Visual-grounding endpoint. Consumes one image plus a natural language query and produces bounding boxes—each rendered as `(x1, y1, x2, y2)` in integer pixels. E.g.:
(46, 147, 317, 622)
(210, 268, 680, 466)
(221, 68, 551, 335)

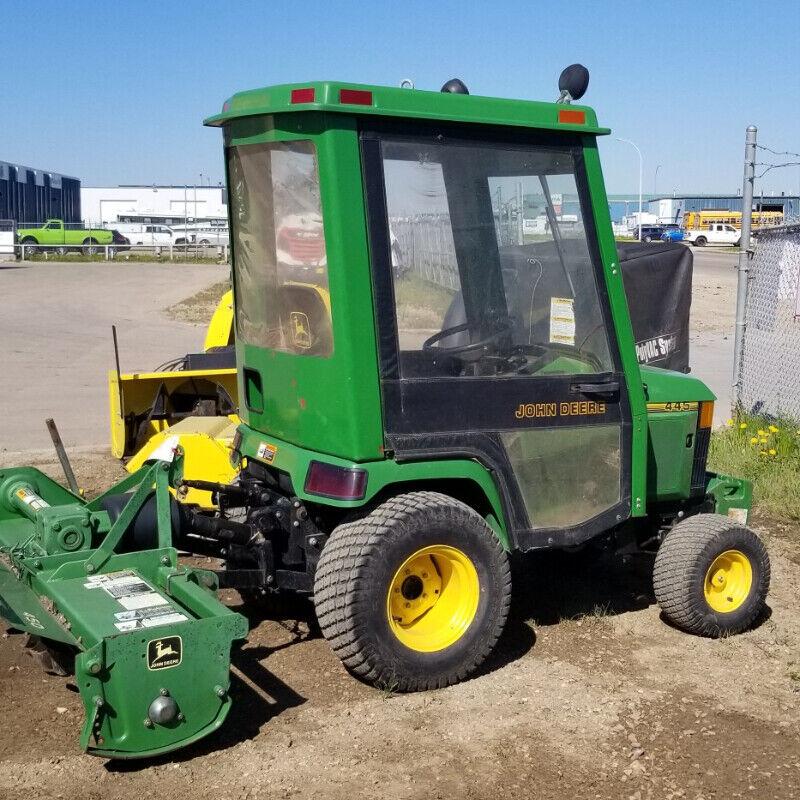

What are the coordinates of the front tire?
(314, 492, 511, 691)
(694, 236, 707, 247)
(653, 513, 770, 637)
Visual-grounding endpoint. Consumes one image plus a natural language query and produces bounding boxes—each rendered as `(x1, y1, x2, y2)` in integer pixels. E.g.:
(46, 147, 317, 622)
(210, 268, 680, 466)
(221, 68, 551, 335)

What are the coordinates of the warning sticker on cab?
(257, 441, 278, 463)
(549, 297, 576, 346)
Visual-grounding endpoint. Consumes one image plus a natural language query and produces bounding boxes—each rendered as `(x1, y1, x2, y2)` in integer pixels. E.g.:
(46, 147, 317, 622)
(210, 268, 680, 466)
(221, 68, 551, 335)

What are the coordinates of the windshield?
(382, 137, 614, 378)
(227, 140, 333, 357)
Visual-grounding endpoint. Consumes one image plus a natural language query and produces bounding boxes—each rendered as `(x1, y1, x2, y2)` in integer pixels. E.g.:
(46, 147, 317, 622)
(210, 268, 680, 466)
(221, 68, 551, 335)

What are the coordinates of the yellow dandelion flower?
(757, 429, 766, 436)
(750, 436, 759, 444)
(769, 425, 779, 433)
(726, 418, 734, 427)
(769, 448, 777, 456)
(760, 438, 768, 444)
(739, 422, 748, 429)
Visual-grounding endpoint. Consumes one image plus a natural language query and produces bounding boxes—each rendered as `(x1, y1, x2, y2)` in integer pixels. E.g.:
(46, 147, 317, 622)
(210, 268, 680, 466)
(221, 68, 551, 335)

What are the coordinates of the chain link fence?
(738, 218, 800, 419)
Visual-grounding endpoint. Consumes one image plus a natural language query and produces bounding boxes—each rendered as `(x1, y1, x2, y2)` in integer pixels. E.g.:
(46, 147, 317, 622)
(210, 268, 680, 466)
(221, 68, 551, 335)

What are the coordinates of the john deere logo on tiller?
(147, 636, 182, 670)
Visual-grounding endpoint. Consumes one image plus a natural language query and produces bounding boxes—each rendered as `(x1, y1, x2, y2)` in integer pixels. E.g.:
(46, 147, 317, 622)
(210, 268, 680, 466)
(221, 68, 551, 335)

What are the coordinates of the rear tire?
(20, 237, 38, 256)
(653, 513, 769, 637)
(83, 237, 99, 255)
(314, 491, 511, 691)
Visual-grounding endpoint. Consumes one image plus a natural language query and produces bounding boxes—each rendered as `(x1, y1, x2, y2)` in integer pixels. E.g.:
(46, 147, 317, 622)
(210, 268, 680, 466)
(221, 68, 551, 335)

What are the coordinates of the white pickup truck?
(684, 223, 745, 247)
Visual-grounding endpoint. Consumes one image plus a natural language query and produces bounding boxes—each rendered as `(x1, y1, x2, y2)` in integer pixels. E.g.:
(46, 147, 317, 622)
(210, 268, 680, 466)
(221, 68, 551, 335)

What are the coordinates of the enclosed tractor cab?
(0, 68, 769, 758)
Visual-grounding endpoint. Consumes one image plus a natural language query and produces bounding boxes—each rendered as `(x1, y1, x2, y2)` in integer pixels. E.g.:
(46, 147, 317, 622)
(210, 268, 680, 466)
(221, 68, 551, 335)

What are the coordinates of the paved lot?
(0, 248, 737, 454)
(685, 247, 739, 423)
(0, 260, 227, 450)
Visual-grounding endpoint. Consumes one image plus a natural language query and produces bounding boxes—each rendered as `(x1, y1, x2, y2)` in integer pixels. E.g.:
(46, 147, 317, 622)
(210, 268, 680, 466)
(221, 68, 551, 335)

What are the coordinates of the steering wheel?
(422, 320, 513, 360)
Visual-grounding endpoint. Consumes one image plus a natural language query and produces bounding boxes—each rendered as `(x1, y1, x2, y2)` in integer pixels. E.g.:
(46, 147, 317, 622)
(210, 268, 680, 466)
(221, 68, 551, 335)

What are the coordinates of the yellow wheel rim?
(386, 545, 480, 653)
(704, 549, 753, 613)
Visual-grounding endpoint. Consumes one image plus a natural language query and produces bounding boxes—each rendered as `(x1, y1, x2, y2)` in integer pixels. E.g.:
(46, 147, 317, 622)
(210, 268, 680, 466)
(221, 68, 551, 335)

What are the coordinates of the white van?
(172, 226, 230, 247)
(111, 223, 176, 247)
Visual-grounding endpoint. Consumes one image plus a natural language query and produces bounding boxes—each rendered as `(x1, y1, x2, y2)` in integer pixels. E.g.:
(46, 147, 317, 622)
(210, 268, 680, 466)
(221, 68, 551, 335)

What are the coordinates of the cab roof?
(204, 80, 609, 136)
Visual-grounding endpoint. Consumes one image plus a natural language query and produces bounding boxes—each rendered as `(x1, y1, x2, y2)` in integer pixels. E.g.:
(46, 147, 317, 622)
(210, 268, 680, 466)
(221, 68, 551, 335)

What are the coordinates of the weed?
(377, 675, 399, 700)
(710, 415, 800, 523)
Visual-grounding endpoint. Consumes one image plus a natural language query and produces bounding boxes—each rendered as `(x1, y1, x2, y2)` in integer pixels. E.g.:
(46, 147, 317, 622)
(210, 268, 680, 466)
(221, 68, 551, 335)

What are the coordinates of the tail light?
(339, 88, 373, 106)
(304, 461, 367, 500)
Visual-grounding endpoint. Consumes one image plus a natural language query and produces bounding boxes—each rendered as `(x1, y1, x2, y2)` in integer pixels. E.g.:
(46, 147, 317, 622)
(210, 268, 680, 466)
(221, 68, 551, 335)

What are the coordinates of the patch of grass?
(709, 415, 800, 521)
(377, 675, 399, 699)
(591, 602, 611, 619)
(19, 251, 225, 265)
(394, 274, 455, 329)
(166, 279, 231, 324)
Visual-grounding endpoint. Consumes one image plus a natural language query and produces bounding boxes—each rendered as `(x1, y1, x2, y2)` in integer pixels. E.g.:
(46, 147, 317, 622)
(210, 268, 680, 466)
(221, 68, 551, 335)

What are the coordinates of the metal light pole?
(732, 125, 757, 410)
(654, 164, 662, 196)
(617, 138, 643, 240)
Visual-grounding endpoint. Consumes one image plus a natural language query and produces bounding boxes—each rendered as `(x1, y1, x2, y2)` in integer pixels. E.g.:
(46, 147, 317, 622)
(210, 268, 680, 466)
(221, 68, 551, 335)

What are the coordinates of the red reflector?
(291, 87, 316, 104)
(558, 108, 586, 125)
(339, 88, 373, 106)
(305, 461, 368, 500)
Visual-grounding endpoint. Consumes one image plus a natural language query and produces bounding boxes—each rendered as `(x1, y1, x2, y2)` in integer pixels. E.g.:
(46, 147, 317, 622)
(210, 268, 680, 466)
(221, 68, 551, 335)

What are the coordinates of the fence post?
(732, 125, 757, 413)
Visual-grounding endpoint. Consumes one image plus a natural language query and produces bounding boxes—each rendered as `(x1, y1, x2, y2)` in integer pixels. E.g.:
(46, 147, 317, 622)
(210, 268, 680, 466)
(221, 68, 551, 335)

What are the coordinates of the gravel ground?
(0, 450, 798, 800)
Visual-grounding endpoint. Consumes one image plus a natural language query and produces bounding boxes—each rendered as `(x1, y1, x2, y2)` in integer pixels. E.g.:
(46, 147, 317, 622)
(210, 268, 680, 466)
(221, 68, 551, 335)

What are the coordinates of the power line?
(755, 161, 800, 179)
(756, 143, 800, 159)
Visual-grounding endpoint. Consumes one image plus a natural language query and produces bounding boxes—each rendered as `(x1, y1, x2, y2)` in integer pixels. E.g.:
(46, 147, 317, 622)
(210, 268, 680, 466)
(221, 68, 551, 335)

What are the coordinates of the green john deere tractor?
(0, 67, 770, 759)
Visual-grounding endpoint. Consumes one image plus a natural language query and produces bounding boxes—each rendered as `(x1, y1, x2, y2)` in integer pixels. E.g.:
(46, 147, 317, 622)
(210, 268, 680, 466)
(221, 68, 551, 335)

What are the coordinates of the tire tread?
(313, 491, 511, 691)
(653, 513, 770, 637)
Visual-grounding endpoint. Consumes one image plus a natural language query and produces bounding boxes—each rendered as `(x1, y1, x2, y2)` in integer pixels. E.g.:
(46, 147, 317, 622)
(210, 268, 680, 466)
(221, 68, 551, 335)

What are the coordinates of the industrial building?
(0, 160, 81, 225)
(80, 184, 228, 226)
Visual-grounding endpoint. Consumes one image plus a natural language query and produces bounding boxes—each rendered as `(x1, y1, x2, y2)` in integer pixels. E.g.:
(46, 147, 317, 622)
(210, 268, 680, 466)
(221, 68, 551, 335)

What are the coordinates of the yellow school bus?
(683, 210, 784, 230)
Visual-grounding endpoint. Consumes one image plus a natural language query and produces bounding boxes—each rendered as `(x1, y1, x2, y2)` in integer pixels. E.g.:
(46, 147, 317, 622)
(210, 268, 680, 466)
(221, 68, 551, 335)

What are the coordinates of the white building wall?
(646, 198, 686, 224)
(81, 186, 227, 225)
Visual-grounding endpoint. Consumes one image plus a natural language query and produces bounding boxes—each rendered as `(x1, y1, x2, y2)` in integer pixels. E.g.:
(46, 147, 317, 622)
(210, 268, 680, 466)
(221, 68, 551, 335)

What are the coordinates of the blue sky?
(3, 0, 799, 196)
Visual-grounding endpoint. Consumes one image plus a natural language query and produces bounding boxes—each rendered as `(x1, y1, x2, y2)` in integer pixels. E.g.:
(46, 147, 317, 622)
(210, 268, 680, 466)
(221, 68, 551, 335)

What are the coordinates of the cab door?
(362, 122, 632, 551)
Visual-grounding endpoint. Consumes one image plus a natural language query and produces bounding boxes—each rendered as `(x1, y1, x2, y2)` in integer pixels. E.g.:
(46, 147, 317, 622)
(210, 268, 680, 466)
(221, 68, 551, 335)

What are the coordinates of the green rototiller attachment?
(0, 445, 247, 759)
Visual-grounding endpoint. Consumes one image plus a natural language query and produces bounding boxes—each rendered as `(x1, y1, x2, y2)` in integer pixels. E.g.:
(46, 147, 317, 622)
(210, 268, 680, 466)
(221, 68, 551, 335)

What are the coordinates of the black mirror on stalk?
(556, 64, 590, 103)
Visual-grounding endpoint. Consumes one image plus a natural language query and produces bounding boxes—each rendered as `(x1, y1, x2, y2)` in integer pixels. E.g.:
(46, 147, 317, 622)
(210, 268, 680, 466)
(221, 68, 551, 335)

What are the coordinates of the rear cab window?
(227, 140, 333, 357)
